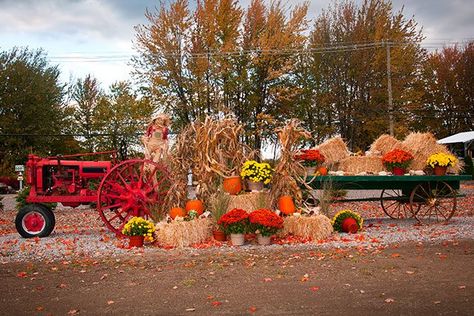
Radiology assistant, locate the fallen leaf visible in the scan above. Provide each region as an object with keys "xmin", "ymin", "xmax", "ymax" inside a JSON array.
[
  {"xmin": 249, "ymin": 306, "xmax": 257, "ymax": 313},
  {"xmin": 35, "ymin": 306, "xmax": 44, "ymax": 311},
  {"xmin": 100, "ymin": 274, "xmax": 108, "ymax": 280},
  {"xmin": 391, "ymin": 253, "xmax": 401, "ymax": 258},
  {"xmin": 385, "ymin": 298, "xmax": 395, "ymax": 303},
  {"xmin": 211, "ymin": 301, "xmax": 222, "ymax": 307},
  {"xmin": 16, "ymin": 272, "xmax": 27, "ymax": 278},
  {"xmin": 263, "ymin": 278, "xmax": 272, "ymax": 282},
  {"xmin": 67, "ymin": 309, "xmax": 79, "ymax": 315},
  {"xmin": 434, "ymin": 301, "xmax": 441, "ymax": 304},
  {"xmin": 458, "ymin": 285, "xmax": 466, "ymax": 289},
  {"xmin": 406, "ymin": 271, "xmax": 415, "ymax": 274},
  {"xmin": 310, "ymin": 286, "xmax": 320, "ymax": 292},
  {"xmin": 57, "ymin": 283, "xmax": 67, "ymax": 289},
  {"xmin": 107, "ymin": 300, "xmax": 114, "ymax": 305},
  {"xmin": 185, "ymin": 308, "xmax": 195, "ymax": 312}
]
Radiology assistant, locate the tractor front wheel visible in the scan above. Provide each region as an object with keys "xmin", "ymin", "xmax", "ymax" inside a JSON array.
[{"xmin": 15, "ymin": 204, "xmax": 55, "ymax": 238}]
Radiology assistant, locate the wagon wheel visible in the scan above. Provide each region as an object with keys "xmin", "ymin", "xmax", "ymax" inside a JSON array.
[
  {"xmin": 380, "ymin": 189, "xmax": 413, "ymax": 219},
  {"xmin": 97, "ymin": 159, "xmax": 171, "ymax": 235},
  {"xmin": 409, "ymin": 181, "xmax": 457, "ymax": 223}
]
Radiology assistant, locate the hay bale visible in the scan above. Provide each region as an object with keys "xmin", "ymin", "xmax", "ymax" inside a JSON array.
[
  {"xmin": 155, "ymin": 218, "xmax": 212, "ymax": 248},
  {"xmin": 280, "ymin": 215, "xmax": 333, "ymax": 242},
  {"xmin": 338, "ymin": 156, "xmax": 384, "ymax": 174},
  {"xmin": 227, "ymin": 192, "xmax": 270, "ymax": 212},
  {"xmin": 402, "ymin": 132, "xmax": 461, "ymax": 173},
  {"xmin": 368, "ymin": 134, "xmax": 406, "ymax": 156},
  {"xmin": 317, "ymin": 137, "xmax": 350, "ymax": 166}
]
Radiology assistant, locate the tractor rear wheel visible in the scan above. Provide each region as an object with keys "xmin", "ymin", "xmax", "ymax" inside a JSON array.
[
  {"xmin": 15, "ymin": 204, "xmax": 55, "ymax": 238},
  {"xmin": 97, "ymin": 159, "xmax": 171, "ymax": 236}
]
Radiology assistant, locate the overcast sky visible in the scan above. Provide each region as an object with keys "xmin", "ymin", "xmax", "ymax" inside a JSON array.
[{"xmin": 1, "ymin": 0, "xmax": 473, "ymax": 88}]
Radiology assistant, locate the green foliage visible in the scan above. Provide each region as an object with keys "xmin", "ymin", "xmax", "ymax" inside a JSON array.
[
  {"xmin": 208, "ymin": 190, "xmax": 230, "ymax": 223},
  {"xmin": 15, "ymin": 187, "xmax": 57, "ymax": 211},
  {"xmin": 0, "ymin": 47, "xmax": 71, "ymax": 174},
  {"xmin": 463, "ymin": 156, "xmax": 474, "ymax": 177}
]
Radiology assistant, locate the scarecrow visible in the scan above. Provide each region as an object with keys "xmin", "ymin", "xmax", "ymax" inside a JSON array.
[{"xmin": 142, "ymin": 114, "xmax": 171, "ymax": 162}]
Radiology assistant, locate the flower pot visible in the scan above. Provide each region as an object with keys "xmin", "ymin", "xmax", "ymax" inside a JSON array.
[
  {"xmin": 392, "ymin": 167, "xmax": 406, "ymax": 176},
  {"xmin": 433, "ymin": 165, "xmax": 447, "ymax": 176},
  {"xmin": 246, "ymin": 180, "xmax": 264, "ymax": 192},
  {"xmin": 278, "ymin": 195, "xmax": 296, "ymax": 215},
  {"xmin": 230, "ymin": 233, "xmax": 245, "ymax": 246},
  {"xmin": 212, "ymin": 230, "xmax": 227, "ymax": 241},
  {"xmin": 129, "ymin": 235, "xmax": 145, "ymax": 248},
  {"xmin": 257, "ymin": 234, "xmax": 271, "ymax": 245},
  {"xmin": 223, "ymin": 176, "xmax": 242, "ymax": 195},
  {"xmin": 341, "ymin": 217, "xmax": 359, "ymax": 234}
]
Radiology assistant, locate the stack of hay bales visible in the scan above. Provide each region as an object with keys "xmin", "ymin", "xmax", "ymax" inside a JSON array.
[
  {"xmin": 317, "ymin": 137, "xmax": 350, "ymax": 168},
  {"xmin": 227, "ymin": 192, "xmax": 270, "ymax": 212},
  {"xmin": 338, "ymin": 156, "xmax": 384, "ymax": 174},
  {"xmin": 155, "ymin": 218, "xmax": 212, "ymax": 248},
  {"xmin": 368, "ymin": 134, "xmax": 407, "ymax": 156},
  {"xmin": 402, "ymin": 132, "xmax": 461, "ymax": 173}
]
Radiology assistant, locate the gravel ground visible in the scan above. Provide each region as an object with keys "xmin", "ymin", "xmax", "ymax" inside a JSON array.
[{"xmin": 1, "ymin": 182, "xmax": 473, "ymax": 263}]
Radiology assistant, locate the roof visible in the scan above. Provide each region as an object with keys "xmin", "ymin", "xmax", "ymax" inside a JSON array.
[{"xmin": 438, "ymin": 131, "xmax": 474, "ymax": 144}]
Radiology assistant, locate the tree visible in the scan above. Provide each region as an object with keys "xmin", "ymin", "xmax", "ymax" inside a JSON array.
[
  {"xmin": 419, "ymin": 42, "xmax": 474, "ymax": 137},
  {"xmin": 94, "ymin": 81, "xmax": 154, "ymax": 159},
  {"xmin": 0, "ymin": 47, "xmax": 68, "ymax": 174},
  {"xmin": 70, "ymin": 74, "xmax": 102, "ymax": 152}
]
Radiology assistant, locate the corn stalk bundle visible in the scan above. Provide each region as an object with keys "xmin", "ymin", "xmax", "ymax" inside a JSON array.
[
  {"xmin": 191, "ymin": 116, "xmax": 254, "ymax": 201},
  {"xmin": 270, "ymin": 119, "xmax": 312, "ymax": 208},
  {"xmin": 163, "ymin": 125, "xmax": 195, "ymax": 211}
]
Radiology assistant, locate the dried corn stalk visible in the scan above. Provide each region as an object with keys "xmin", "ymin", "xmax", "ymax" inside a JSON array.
[{"xmin": 270, "ymin": 119, "xmax": 312, "ymax": 208}]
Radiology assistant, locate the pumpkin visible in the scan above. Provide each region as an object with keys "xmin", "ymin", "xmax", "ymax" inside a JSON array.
[
  {"xmin": 170, "ymin": 207, "xmax": 186, "ymax": 219},
  {"xmin": 185, "ymin": 199, "xmax": 205, "ymax": 215},
  {"xmin": 316, "ymin": 166, "xmax": 328, "ymax": 176},
  {"xmin": 223, "ymin": 176, "xmax": 242, "ymax": 195},
  {"xmin": 278, "ymin": 195, "xmax": 296, "ymax": 215}
]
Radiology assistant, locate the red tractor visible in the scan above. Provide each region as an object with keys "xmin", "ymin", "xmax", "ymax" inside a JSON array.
[{"xmin": 16, "ymin": 152, "xmax": 171, "ymax": 238}]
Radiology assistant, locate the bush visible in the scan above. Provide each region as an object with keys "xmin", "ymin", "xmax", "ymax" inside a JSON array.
[
  {"xmin": 463, "ymin": 156, "xmax": 474, "ymax": 176},
  {"xmin": 16, "ymin": 187, "xmax": 57, "ymax": 211}
]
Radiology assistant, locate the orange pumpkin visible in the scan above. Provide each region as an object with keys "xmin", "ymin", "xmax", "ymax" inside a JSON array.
[
  {"xmin": 317, "ymin": 166, "xmax": 328, "ymax": 176},
  {"xmin": 223, "ymin": 176, "xmax": 242, "ymax": 195},
  {"xmin": 185, "ymin": 199, "xmax": 205, "ymax": 215},
  {"xmin": 278, "ymin": 195, "xmax": 296, "ymax": 215},
  {"xmin": 170, "ymin": 207, "xmax": 186, "ymax": 219}
]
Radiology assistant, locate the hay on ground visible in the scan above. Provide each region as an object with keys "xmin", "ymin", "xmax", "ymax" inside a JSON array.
[
  {"xmin": 338, "ymin": 156, "xmax": 384, "ymax": 174},
  {"xmin": 279, "ymin": 215, "xmax": 333, "ymax": 242},
  {"xmin": 227, "ymin": 192, "xmax": 270, "ymax": 212},
  {"xmin": 155, "ymin": 218, "xmax": 212, "ymax": 248},
  {"xmin": 368, "ymin": 134, "xmax": 406, "ymax": 156},
  {"xmin": 317, "ymin": 137, "xmax": 350, "ymax": 167}
]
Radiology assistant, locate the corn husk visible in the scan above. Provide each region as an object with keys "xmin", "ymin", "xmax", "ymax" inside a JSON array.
[
  {"xmin": 402, "ymin": 132, "xmax": 462, "ymax": 173},
  {"xmin": 227, "ymin": 192, "xmax": 271, "ymax": 212},
  {"xmin": 368, "ymin": 134, "xmax": 406, "ymax": 156},
  {"xmin": 155, "ymin": 218, "xmax": 212, "ymax": 248},
  {"xmin": 317, "ymin": 137, "xmax": 350, "ymax": 166},
  {"xmin": 339, "ymin": 156, "xmax": 384, "ymax": 174},
  {"xmin": 270, "ymin": 119, "xmax": 312, "ymax": 208},
  {"xmin": 280, "ymin": 215, "xmax": 333, "ymax": 242}
]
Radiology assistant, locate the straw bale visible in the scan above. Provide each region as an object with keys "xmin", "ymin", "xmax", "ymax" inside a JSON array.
[
  {"xmin": 227, "ymin": 192, "xmax": 270, "ymax": 212},
  {"xmin": 338, "ymin": 156, "xmax": 384, "ymax": 174},
  {"xmin": 369, "ymin": 134, "xmax": 406, "ymax": 156},
  {"xmin": 155, "ymin": 218, "xmax": 212, "ymax": 248},
  {"xmin": 403, "ymin": 132, "xmax": 462, "ymax": 173},
  {"xmin": 317, "ymin": 137, "xmax": 350, "ymax": 166},
  {"xmin": 280, "ymin": 215, "xmax": 333, "ymax": 242}
]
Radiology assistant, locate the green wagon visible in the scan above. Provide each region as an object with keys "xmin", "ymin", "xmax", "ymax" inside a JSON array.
[{"xmin": 305, "ymin": 175, "xmax": 472, "ymax": 223}]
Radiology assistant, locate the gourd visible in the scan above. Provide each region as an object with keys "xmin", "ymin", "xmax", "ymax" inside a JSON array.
[
  {"xmin": 170, "ymin": 207, "xmax": 186, "ymax": 219},
  {"xmin": 223, "ymin": 176, "xmax": 242, "ymax": 195},
  {"xmin": 185, "ymin": 199, "xmax": 205, "ymax": 215}
]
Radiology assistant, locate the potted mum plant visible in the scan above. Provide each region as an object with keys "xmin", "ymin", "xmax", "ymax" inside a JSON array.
[
  {"xmin": 121, "ymin": 216, "xmax": 156, "ymax": 247},
  {"xmin": 426, "ymin": 152, "xmax": 457, "ymax": 175},
  {"xmin": 331, "ymin": 210, "xmax": 363, "ymax": 234},
  {"xmin": 382, "ymin": 149, "xmax": 414, "ymax": 175},
  {"xmin": 249, "ymin": 209, "xmax": 284, "ymax": 245},
  {"xmin": 240, "ymin": 160, "xmax": 273, "ymax": 192},
  {"xmin": 217, "ymin": 208, "xmax": 249, "ymax": 246},
  {"xmin": 295, "ymin": 149, "xmax": 325, "ymax": 174}
]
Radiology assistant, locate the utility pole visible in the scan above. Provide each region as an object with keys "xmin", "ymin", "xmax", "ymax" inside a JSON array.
[{"xmin": 386, "ymin": 41, "xmax": 394, "ymax": 136}]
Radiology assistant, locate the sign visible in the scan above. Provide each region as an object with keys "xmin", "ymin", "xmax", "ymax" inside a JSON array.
[{"xmin": 15, "ymin": 165, "xmax": 25, "ymax": 172}]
